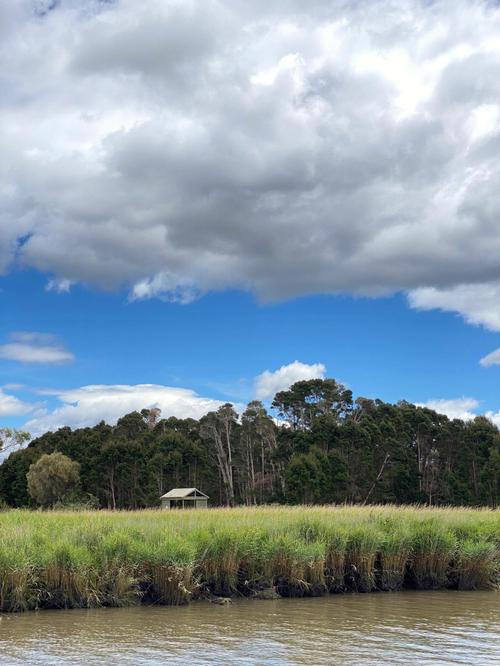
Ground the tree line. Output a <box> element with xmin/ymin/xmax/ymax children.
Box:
<box><xmin>0</xmin><ymin>378</ymin><xmax>499</xmax><ymax>508</ymax></box>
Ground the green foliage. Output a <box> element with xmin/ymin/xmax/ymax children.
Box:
<box><xmin>1</xmin><ymin>378</ymin><xmax>499</xmax><ymax>509</ymax></box>
<box><xmin>0</xmin><ymin>505</ymin><xmax>498</xmax><ymax>612</ymax></box>
<box><xmin>285</xmin><ymin>451</ymin><xmax>326</xmax><ymax>503</ymax></box>
<box><xmin>272</xmin><ymin>378</ymin><xmax>353</xmax><ymax>429</ymax></box>
<box><xmin>455</xmin><ymin>538</ymin><xmax>498</xmax><ymax>590</ymax></box>
<box><xmin>26</xmin><ymin>452</ymin><xmax>81</xmax><ymax>507</ymax></box>
<box><xmin>410</xmin><ymin>521</ymin><xmax>457</xmax><ymax>589</ymax></box>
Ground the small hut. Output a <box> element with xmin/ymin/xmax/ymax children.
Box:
<box><xmin>160</xmin><ymin>488</ymin><xmax>209</xmax><ymax>509</ymax></box>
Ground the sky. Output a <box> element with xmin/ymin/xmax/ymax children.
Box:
<box><xmin>2</xmin><ymin>0</ymin><xmax>500</xmax><ymax>436</ymax></box>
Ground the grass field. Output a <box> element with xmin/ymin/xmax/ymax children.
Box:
<box><xmin>0</xmin><ymin>505</ymin><xmax>499</xmax><ymax>611</ymax></box>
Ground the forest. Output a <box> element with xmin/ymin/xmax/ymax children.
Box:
<box><xmin>0</xmin><ymin>378</ymin><xmax>499</xmax><ymax>509</ymax></box>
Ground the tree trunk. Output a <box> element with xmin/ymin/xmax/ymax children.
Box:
<box><xmin>109</xmin><ymin>468</ymin><xmax>116</xmax><ymax>510</ymax></box>
<box><xmin>362</xmin><ymin>453</ymin><xmax>390</xmax><ymax>505</ymax></box>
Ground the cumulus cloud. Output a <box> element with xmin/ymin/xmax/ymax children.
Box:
<box><xmin>255</xmin><ymin>361</ymin><xmax>326</xmax><ymax>400</ymax></box>
<box><xmin>479</xmin><ymin>348</ymin><xmax>500</xmax><ymax>367</ymax></box>
<box><xmin>12</xmin><ymin>379</ymin><xmax>500</xmax><ymax>437</ymax></box>
<box><xmin>408</xmin><ymin>284</ymin><xmax>500</xmax><ymax>332</ymax></box>
<box><xmin>417</xmin><ymin>397</ymin><xmax>480</xmax><ymax>421</ymax></box>
<box><xmin>0</xmin><ymin>332</ymin><xmax>74</xmax><ymax>364</ymax></box>
<box><xmin>0</xmin><ymin>388</ymin><xmax>35</xmax><ymax>417</ymax></box>
<box><xmin>1</xmin><ymin>1</ymin><xmax>500</xmax><ymax>316</ymax></box>
<box><xmin>22</xmin><ymin>383</ymin><xmax>232</xmax><ymax>436</ymax></box>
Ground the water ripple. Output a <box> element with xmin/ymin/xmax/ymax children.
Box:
<box><xmin>0</xmin><ymin>591</ymin><xmax>499</xmax><ymax>665</ymax></box>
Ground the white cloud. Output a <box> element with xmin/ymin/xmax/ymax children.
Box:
<box><xmin>255</xmin><ymin>361</ymin><xmax>326</xmax><ymax>400</ymax></box>
<box><xmin>479</xmin><ymin>348</ymin><xmax>500</xmax><ymax>367</ymax></box>
<box><xmin>408</xmin><ymin>284</ymin><xmax>500</xmax><ymax>332</ymax></box>
<box><xmin>45</xmin><ymin>278</ymin><xmax>73</xmax><ymax>293</ymax></box>
<box><xmin>484</xmin><ymin>409</ymin><xmax>500</xmax><ymax>428</ymax></box>
<box><xmin>130</xmin><ymin>272</ymin><xmax>200</xmax><ymax>304</ymax></box>
<box><xmin>0</xmin><ymin>332</ymin><xmax>74</xmax><ymax>364</ymax></box>
<box><xmin>11</xmin><ymin>379</ymin><xmax>500</xmax><ymax>438</ymax></box>
<box><xmin>0</xmin><ymin>388</ymin><xmax>34</xmax><ymax>417</ymax></box>
<box><xmin>22</xmin><ymin>383</ymin><xmax>232</xmax><ymax>436</ymax></box>
<box><xmin>417</xmin><ymin>397</ymin><xmax>479</xmax><ymax>421</ymax></box>
<box><xmin>2</xmin><ymin>1</ymin><xmax>500</xmax><ymax>311</ymax></box>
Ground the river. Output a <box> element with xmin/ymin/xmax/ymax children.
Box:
<box><xmin>0</xmin><ymin>591</ymin><xmax>498</xmax><ymax>665</ymax></box>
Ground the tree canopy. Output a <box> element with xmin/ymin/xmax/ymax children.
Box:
<box><xmin>26</xmin><ymin>452</ymin><xmax>81</xmax><ymax>507</ymax></box>
<box><xmin>1</xmin><ymin>379</ymin><xmax>498</xmax><ymax>508</ymax></box>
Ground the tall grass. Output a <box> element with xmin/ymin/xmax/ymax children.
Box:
<box><xmin>409</xmin><ymin>521</ymin><xmax>457</xmax><ymax>589</ymax></box>
<box><xmin>377</xmin><ymin>529</ymin><xmax>412</xmax><ymax>591</ymax></box>
<box><xmin>0</xmin><ymin>505</ymin><xmax>498</xmax><ymax>612</ymax></box>
<box><xmin>323</xmin><ymin>526</ymin><xmax>349</xmax><ymax>592</ymax></box>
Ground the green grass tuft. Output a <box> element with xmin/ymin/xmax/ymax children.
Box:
<box><xmin>0</xmin><ymin>504</ymin><xmax>498</xmax><ymax>611</ymax></box>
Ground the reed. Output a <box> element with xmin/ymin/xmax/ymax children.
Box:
<box><xmin>0</xmin><ymin>505</ymin><xmax>498</xmax><ymax>611</ymax></box>
<box><xmin>323</xmin><ymin>526</ymin><xmax>349</xmax><ymax>592</ymax></box>
<box><xmin>345</xmin><ymin>525</ymin><xmax>381</xmax><ymax>592</ymax></box>
<box><xmin>194</xmin><ymin>527</ymin><xmax>242</xmax><ymax>596</ymax></box>
<box><xmin>455</xmin><ymin>539</ymin><xmax>498</xmax><ymax>590</ymax></box>
<box><xmin>131</xmin><ymin>533</ymin><xmax>196</xmax><ymax>605</ymax></box>
<box><xmin>37</xmin><ymin>543</ymin><xmax>98</xmax><ymax>609</ymax></box>
<box><xmin>409</xmin><ymin>521</ymin><xmax>457</xmax><ymax>589</ymax></box>
<box><xmin>378</xmin><ymin>532</ymin><xmax>412</xmax><ymax>591</ymax></box>
<box><xmin>265</xmin><ymin>534</ymin><xmax>326</xmax><ymax>596</ymax></box>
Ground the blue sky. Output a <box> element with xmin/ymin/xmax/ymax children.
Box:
<box><xmin>3</xmin><ymin>0</ymin><xmax>500</xmax><ymax>435</ymax></box>
<box><xmin>2</xmin><ymin>266</ymin><xmax>500</xmax><ymax>435</ymax></box>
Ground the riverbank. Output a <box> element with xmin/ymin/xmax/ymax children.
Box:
<box><xmin>0</xmin><ymin>505</ymin><xmax>499</xmax><ymax>611</ymax></box>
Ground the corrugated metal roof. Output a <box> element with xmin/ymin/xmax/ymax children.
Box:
<box><xmin>160</xmin><ymin>488</ymin><xmax>209</xmax><ymax>499</ymax></box>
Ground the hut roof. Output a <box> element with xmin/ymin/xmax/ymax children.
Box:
<box><xmin>160</xmin><ymin>488</ymin><xmax>209</xmax><ymax>499</ymax></box>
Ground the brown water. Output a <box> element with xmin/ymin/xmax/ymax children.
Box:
<box><xmin>0</xmin><ymin>591</ymin><xmax>499</xmax><ymax>665</ymax></box>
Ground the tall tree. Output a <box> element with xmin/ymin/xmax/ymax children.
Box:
<box><xmin>1</xmin><ymin>379</ymin><xmax>499</xmax><ymax>509</ymax></box>
<box><xmin>272</xmin><ymin>379</ymin><xmax>353</xmax><ymax>430</ymax></box>
<box><xmin>200</xmin><ymin>404</ymin><xmax>238</xmax><ymax>506</ymax></box>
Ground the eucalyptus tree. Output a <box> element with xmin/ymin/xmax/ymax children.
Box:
<box><xmin>200</xmin><ymin>403</ymin><xmax>239</xmax><ymax>506</ymax></box>
<box><xmin>0</xmin><ymin>428</ymin><xmax>30</xmax><ymax>454</ymax></box>
<box><xmin>241</xmin><ymin>400</ymin><xmax>281</xmax><ymax>503</ymax></box>
<box><xmin>272</xmin><ymin>379</ymin><xmax>353</xmax><ymax>430</ymax></box>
